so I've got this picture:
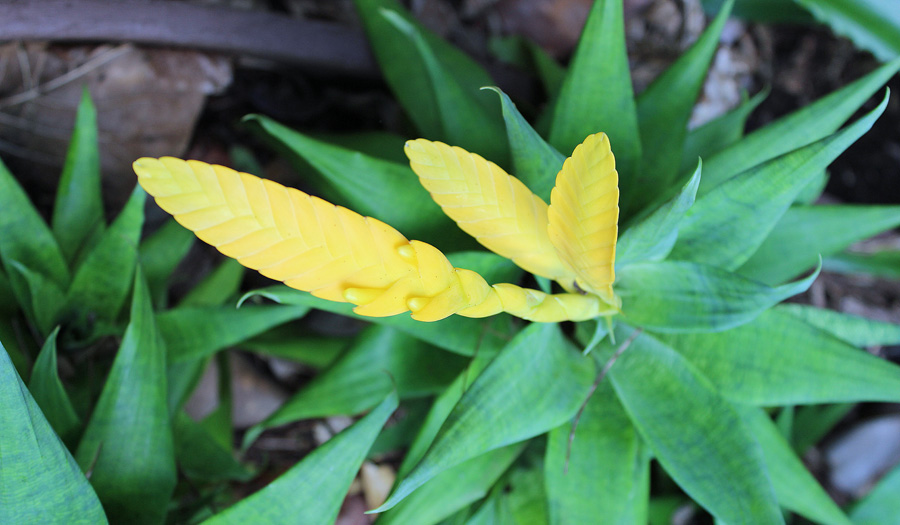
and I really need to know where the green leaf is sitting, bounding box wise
[680,88,768,175]
[777,303,900,347]
[65,187,145,322]
[698,57,900,195]
[8,261,66,335]
[241,327,347,368]
[166,356,213,415]
[617,163,701,267]
[0,158,70,291]
[353,0,502,151]
[379,10,507,163]
[849,461,900,524]
[794,169,829,204]
[28,327,80,446]
[373,323,594,512]
[795,0,900,61]
[485,87,565,202]
[671,94,887,270]
[615,260,818,332]
[0,268,16,316]
[247,114,472,250]
[825,248,900,279]
[737,405,852,525]
[466,488,506,524]
[0,317,32,377]
[777,406,794,440]
[157,304,310,362]
[243,286,516,357]
[204,392,398,524]
[312,130,409,164]
[647,497,688,525]
[52,88,105,265]
[545,381,647,524]
[139,219,195,308]
[196,353,233,449]
[703,0,813,22]
[528,41,565,101]
[607,327,783,524]
[378,445,524,525]
[738,204,900,284]
[489,35,565,103]
[179,258,244,307]
[634,0,733,203]
[791,403,854,453]
[658,308,900,405]
[173,410,251,483]
[74,268,175,524]
[505,462,550,524]
[248,325,465,440]
[0,342,107,524]
[369,397,430,457]
[549,0,640,190]
[397,355,494,479]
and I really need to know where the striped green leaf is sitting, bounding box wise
[671,94,887,270]
[634,0,733,204]
[52,88,104,265]
[549,0,641,188]
[65,187,145,322]
[0,342,106,524]
[698,58,899,194]
[658,308,900,405]
[608,327,783,524]
[615,260,818,332]
[27,327,80,446]
[545,381,648,524]
[738,204,900,284]
[74,268,175,524]
[374,323,594,512]
[203,392,397,524]
[486,87,565,202]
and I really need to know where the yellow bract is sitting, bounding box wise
[133,133,620,322]
[547,133,619,304]
[404,139,576,285]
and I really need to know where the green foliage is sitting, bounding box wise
[28,328,81,447]
[712,0,900,60]
[544,381,647,523]
[352,0,507,163]
[64,186,145,323]
[0,342,106,524]
[798,0,900,60]
[74,268,176,524]
[204,393,398,524]
[606,327,784,524]
[53,88,104,266]
[0,92,337,523]
[549,0,640,183]
[634,0,733,208]
[851,462,900,523]
[4,0,900,523]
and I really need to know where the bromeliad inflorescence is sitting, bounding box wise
[133,133,620,323]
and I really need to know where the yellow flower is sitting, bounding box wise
[133,133,620,322]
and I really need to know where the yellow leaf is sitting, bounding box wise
[405,139,578,286]
[547,133,619,305]
[133,157,606,322]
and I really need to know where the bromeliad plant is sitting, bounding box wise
[129,0,900,523]
[7,0,900,522]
